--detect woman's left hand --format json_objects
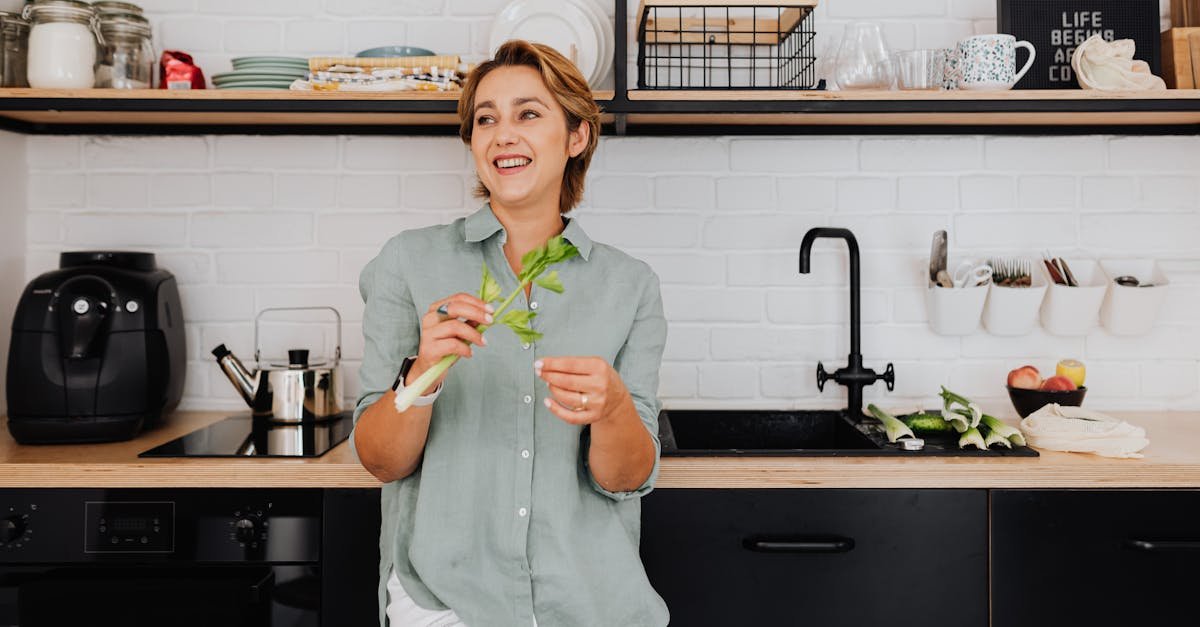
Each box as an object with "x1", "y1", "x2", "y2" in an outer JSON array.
[{"x1": 536, "y1": 357, "x2": 625, "y2": 426}]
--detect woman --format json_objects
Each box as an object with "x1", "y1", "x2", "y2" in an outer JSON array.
[{"x1": 351, "y1": 40, "x2": 670, "y2": 627}]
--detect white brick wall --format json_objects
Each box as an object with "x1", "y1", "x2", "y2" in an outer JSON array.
[{"x1": 12, "y1": 0, "x2": 1197, "y2": 415}]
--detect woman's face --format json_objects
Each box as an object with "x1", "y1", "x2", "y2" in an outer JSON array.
[{"x1": 469, "y1": 65, "x2": 589, "y2": 213}]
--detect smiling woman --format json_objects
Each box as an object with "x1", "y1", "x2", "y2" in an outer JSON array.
[{"x1": 350, "y1": 40, "x2": 670, "y2": 627}]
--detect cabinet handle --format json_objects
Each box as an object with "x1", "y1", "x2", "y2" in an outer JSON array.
[
  {"x1": 1125, "y1": 539, "x2": 1200, "y2": 552},
  {"x1": 742, "y1": 535, "x2": 855, "y2": 554}
]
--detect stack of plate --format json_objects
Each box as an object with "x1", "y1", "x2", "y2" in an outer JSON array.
[
  {"x1": 489, "y1": 0, "x2": 613, "y2": 86},
  {"x1": 212, "y1": 56, "x2": 309, "y2": 90}
]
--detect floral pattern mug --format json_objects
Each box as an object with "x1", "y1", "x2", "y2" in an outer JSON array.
[{"x1": 945, "y1": 34, "x2": 1035, "y2": 90}]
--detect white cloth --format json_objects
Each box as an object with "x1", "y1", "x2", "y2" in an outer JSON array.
[
  {"x1": 1019, "y1": 403, "x2": 1149, "y2": 458},
  {"x1": 386, "y1": 568, "x2": 538, "y2": 627},
  {"x1": 1071, "y1": 34, "x2": 1166, "y2": 91}
]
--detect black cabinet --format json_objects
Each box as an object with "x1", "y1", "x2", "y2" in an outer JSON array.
[
  {"x1": 992, "y1": 490, "x2": 1200, "y2": 627},
  {"x1": 640, "y1": 489, "x2": 988, "y2": 627}
]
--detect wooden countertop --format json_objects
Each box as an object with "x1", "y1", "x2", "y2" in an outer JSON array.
[{"x1": 1, "y1": 411, "x2": 1197, "y2": 489}]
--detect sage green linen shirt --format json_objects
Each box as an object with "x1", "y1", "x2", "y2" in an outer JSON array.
[{"x1": 352, "y1": 204, "x2": 670, "y2": 627}]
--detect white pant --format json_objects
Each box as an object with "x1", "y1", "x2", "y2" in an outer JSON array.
[{"x1": 386, "y1": 568, "x2": 538, "y2": 627}]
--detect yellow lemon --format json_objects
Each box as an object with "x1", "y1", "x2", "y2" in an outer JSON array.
[{"x1": 1056, "y1": 359, "x2": 1086, "y2": 387}]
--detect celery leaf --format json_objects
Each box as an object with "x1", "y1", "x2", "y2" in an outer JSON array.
[{"x1": 534, "y1": 270, "x2": 564, "y2": 294}]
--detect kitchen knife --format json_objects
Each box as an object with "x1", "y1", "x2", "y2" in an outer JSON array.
[{"x1": 929, "y1": 230, "x2": 947, "y2": 285}]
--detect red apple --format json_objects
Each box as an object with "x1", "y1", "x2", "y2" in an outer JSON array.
[
  {"x1": 1039, "y1": 375, "x2": 1077, "y2": 392},
  {"x1": 1007, "y1": 365, "x2": 1042, "y2": 390}
]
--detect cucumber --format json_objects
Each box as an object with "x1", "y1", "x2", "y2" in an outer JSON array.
[{"x1": 900, "y1": 412, "x2": 956, "y2": 435}]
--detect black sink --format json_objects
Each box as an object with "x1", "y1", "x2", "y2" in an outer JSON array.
[{"x1": 657, "y1": 409, "x2": 1038, "y2": 457}]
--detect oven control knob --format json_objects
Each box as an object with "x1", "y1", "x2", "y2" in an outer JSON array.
[
  {"x1": 234, "y1": 517, "x2": 259, "y2": 544},
  {"x1": 0, "y1": 516, "x2": 27, "y2": 544}
]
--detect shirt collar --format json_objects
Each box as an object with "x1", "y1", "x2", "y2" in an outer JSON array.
[{"x1": 464, "y1": 203, "x2": 593, "y2": 261}]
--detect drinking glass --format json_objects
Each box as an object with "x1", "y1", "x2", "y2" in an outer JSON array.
[
  {"x1": 893, "y1": 49, "x2": 945, "y2": 90},
  {"x1": 834, "y1": 23, "x2": 893, "y2": 90}
]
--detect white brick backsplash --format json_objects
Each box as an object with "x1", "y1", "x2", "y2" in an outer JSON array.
[
  {"x1": 827, "y1": 0, "x2": 947, "y2": 18},
  {"x1": 255, "y1": 286, "x2": 366, "y2": 321},
  {"x1": 1139, "y1": 177, "x2": 1199, "y2": 210},
  {"x1": 159, "y1": 18, "x2": 223, "y2": 52},
  {"x1": 88, "y1": 173, "x2": 149, "y2": 208},
  {"x1": 340, "y1": 248, "x2": 377, "y2": 283},
  {"x1": 639, "y1": 253, "x2": 725, "y2": 286},
  {"x1": 778, "y1": 177, "x2": 836, "y2": 212},
  {"x1": 1087, "y1": 327, "x2": 1200, "y2": 360},
  {"x1": 716, "y1": 177, "x2": 774, "y2": 211},
  {"x1": 84, "y1": 137, "x2": 209, "y2": 170},
  {"x1": 602, "y1": 138, "x2": 727, "y2": 172},
  {"x1": 26, "y1": 212, "x2": 60, "y2": 244},
  {"x1": 284, "y1": 20, "x2": 345, "y2": 54},
  {"x1": 337, "y1": 174, "x2": 402, "y2": 209},
  {"x1": 1081, "y1": 362, "x2": 1140, "y2": 401},
  {"x1": 1081, "y1": 176, "x2": 1137, "y2": 211},
  {"x1": 1018, "y1": 176, "x2": 1076, "y2": 210},
  {"x1": 662, "y1": 288, "x2": 762, "y2": 322},
  {"x1": 698, "y1": 363, "x2": 757, "y2": 399},
  {"x1": 199, "y1": 0, "x2": 319, "y2": 14},
  {"x1": 589, "y1": 176, "x2": 651, "y2": 209},
  {"x1": 215, "y1": 137, "x2": 338, "y2": 169},
  {"x1": 583, "y1": 214, "x2": 699, "y2": 248},
  {"x1": 950, "y1": 0, "x2": 993, "y2": 19},
  {"x1": 860, "y1": 254, "x2": 926, "y2": 288},
  {"x1": 1109, "y1": 137, "x2": 1200, "y2": 173},
  {"x1": 1079, "y1": 214, "x2": 1200, "y2": 252},
  {"x1": 64, "y1": 213, "x2": 188, "y2": 246},
  {"x1": 213, "y1": 173, "x2": 274, "y2": 207},
  {"x1": 324, "y1": 0, "x2": 443, "y2": 17},
  {"x1": 156, "y1": 252, "x2": 213, "y2": 284},
  {"x1": 659, "y1": 363, "x2": 698, "y2": 398},
  {"x1": 984, "y1": 137, "x2": 1106, "y2": 171},
  {"x1": 731, "y1": 139, "x2": 857, "y2": 173},
  {"x1": 277, "y1": 174, "x2": 338, "y2": 209},
  {"x1": 841, "y1": 214, "x2": 948, "y2": 250},
  {"x1": 914, "y1": 20, "x2": 974, "y2": 49},
  {"x1": 727, "y1": 251, "x2": 845, "y2": 287},
  {"x1": 956, "y1": 213, "x2": 1076, "y2": 248},
  {"x1": 837, "y1": 177, "x2": 895, "y2": 212},
  {"x1": 26, "y1": 137, "x2": 80, "y2": 169},
  {"x1": 663, "y1": 326, "x2": 709, "y2": 361},
  {"x1": 656, "y1": 176, "x2": 715, "y2": 210},
  {"x1": 712, "y1": 328, "x2": 840, "y2": 362},
  {"x1": 862, "y1": 324, "x2": 959, "y2": 360},
  {"x1": 761, "y1": 365, "x2": 819, "y2": 398},
  {"x1": 959, "y1": 175, "x2": 1014, "y2": 211},
  {"x1": 318, "y1": 212, "x2": 445, "y2": 247},
  {"x1": 898, "y1": 176, "x2": 957, "y2": 212},
  {"x1": 402, "y1": 174, "x2": 464, "y2": 208},
  {"x1": 151, "y1": 174, "x2": 211, "y2": 208},
  {"x1": 192, "y1": 212, "x2": 312, "y2": 247},
  {"x1": 343, "y1": 137, "x2": 466, "y2": 171},
  {"x1": 703, "y1": 215, "x2": 824, "y2": 249},
  {"x1": 403, "y1": 20, "x2": 472, "y2": 54},
  {"x1": 224, "y1": 21, "x2": 283, "y2": 52},
  {"x1": 1141, "y1": 362, "x2": 1199, "y2": 399},
  {"x1": 216, "y1": 251, "x2": 339, "y2": 284},
  {"x1": 767, "y1": 289, "x2": 888, "y2": 325},
  {"x1": 346, "y1": 20, "x2": 410, "y2": 53},
  {"x1": 960, "y1": 330, "x2": 1085, "y2": 359},
  {"x1": 860, "y1": 138, "x2": 980, "y2": 171}
]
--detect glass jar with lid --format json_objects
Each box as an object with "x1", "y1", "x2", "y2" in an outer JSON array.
[
  {"x1": 96, "y1": 11, "x2": 151, "y2": 88},
  {"x1": 22, "y1": 0, "x2": 102, "y2": 89},
  {"x1": 91, "y1": 1, "x2": 144, "y2": 16},
  {"x1": 0, "y1": 11, "x2": 30, "y2": 87}
]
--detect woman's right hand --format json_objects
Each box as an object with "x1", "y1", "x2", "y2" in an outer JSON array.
[{"x1": 409, "y1": 293, "x2": 495, "y2": 391}]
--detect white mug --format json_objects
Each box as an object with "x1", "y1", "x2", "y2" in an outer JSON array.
[{"x1": 949, "y1": 34, "x2": 1036, "y2": 90}]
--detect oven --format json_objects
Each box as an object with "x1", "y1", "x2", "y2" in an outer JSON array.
[{"x1": 0, "y1": 488, "x2": 379, "y2": 627}]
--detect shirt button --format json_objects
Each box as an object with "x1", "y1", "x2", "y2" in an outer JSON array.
[
  {"x1": 522, "y1": 342, "x2": 531, "y2": 350},
  {"x1": 521, "y1": 449, "x2": 530, "y2": 459},
  {"x1": 530, "y1": 301, "x2": 539, "y2": 310},
  {"x1": 518, "y1": 507, "x2": 528, "y2": 517},
  {"x1": 523, "y1": 395, "x2": 532, "y2": 404}
]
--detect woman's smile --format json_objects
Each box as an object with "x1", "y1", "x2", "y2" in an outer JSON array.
[{"x1": 493, "y1": 153, "x2": 533, "y2": 175}]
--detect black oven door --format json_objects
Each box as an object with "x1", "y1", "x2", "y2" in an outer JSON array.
[{"x1": 0, "y1": 564, "x2": 320, "y2": 627}]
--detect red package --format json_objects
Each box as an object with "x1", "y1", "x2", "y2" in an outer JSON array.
[{"x1": 159, "y1": 51, "x2": 207, "y2": 90}]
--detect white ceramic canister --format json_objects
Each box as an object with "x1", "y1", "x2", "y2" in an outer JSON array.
[{"x1": 23, "y1": 0, "x2": 101, "y2": 89}]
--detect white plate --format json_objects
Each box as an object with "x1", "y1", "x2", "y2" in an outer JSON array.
[
  {"x1": 489, "y1": 0, "x2": 601, "y2": 86},
  {"x1": 569, "y1": 0, "x2": 613, "y2": 85}
]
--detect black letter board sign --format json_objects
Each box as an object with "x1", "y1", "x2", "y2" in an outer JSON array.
[{"x1": 996, "y1": 0, "x2": 1160, "y2": 89}]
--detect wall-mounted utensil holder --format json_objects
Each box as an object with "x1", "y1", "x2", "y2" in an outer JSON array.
[
  {"x1": 1098, "y1": 258, "x2": 1169, "y2": 336},
  {"x1": 926, "y1": 257, "x2": 989, "y2": 336},
  {"x1": 1039, "y1": 257, "x2": 1107, "y2": 336},
  {"x1": 982, "y1": 259, "x2": 1046, "y2": 336}
]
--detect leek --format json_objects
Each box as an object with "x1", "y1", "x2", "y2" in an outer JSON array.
[
  {"x1": 394, "y1": 236, "x2": 578, "y2": 412},
  {"x1": 980, "y1": 414, "x2": 1026, "y2": 447},
  {"x1": 867, "y1": 404, "x2": 916, "y2": 443},
  {"x1": 982, "y1": 426, "x2": 1012, "y2": 449},
  {"x1": 958, "y1": 426, "x2": 987, "y2": 450},
  {"x1": 940, "y1": 386, "x2": 982, "y2": 430}
]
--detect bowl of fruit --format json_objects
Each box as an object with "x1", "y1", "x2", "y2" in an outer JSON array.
[{"x1": 1006, "y1": 360, "x2": 1087, "y2": 418}]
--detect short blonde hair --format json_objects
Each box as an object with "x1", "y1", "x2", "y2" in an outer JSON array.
[{"x1": 458, "y1": 40, "x2": 600, "y2": 215}]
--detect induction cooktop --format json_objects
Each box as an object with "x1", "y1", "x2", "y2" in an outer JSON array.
[{"x1": 139, "y1": 412, "x2": 353, "y2": 458}]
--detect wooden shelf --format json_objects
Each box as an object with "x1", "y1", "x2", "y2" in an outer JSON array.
[{"x1": 1, "y1": 87, "x2": 1198, "y2": 135}]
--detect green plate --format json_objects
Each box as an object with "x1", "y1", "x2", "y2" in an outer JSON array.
[
  {"x1": 214, "y1": 70, "x2": 306, "y2": 81},
  {"x1": 217, "y1": 85, "x2": 292, "y2": 90},
  {"x1": 228, "y1": 63, "x2": 308, "y2": 73},
  {"x1": 213, "y1": 79, "x2": 296, "y2": 87},
  {"x1": 231, "y1": 56, "x2": 308, "y2": 66}
]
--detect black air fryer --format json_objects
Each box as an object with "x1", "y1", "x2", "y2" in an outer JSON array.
[{"x1": 6, "y1": 252, "x2": 186, "y2": 444}]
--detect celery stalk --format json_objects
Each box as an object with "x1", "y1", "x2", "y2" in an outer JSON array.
[
  {"x1": 867, "y1": 404, "x2": 916, "y2": 443},
  {"x1": 958, "y1": 426, "x2": 986, "y2": 450},
  {"x1": 980, "y1": 414, "x2": 1026, "y2": 447},
  {"x1": 394, "y1": 236, "x2": 578, "y2": 412}
]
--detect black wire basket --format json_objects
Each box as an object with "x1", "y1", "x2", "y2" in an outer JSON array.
[{"x1": 636, "y1": 1, "x2": 821, "y2": 90}]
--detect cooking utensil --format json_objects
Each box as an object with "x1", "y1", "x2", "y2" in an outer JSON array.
[
  {"x1": 952, "y1": 261, "x2": 992, "y2": 288},
  {"x1": 929, "y1": 230, "x2": 947, "y2": 284},
  {"x1": 988, "y1": 256, "x2": 1032, "y2": 287}
]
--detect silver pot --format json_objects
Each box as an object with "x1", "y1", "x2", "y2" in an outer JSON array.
[{"x1": 212, "y1": 307, "x2": 344, "y2": 423}]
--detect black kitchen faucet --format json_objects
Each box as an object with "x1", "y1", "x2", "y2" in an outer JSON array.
[{"x1": 799, "y1": 227, "x2": 894, "y2": 419}]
